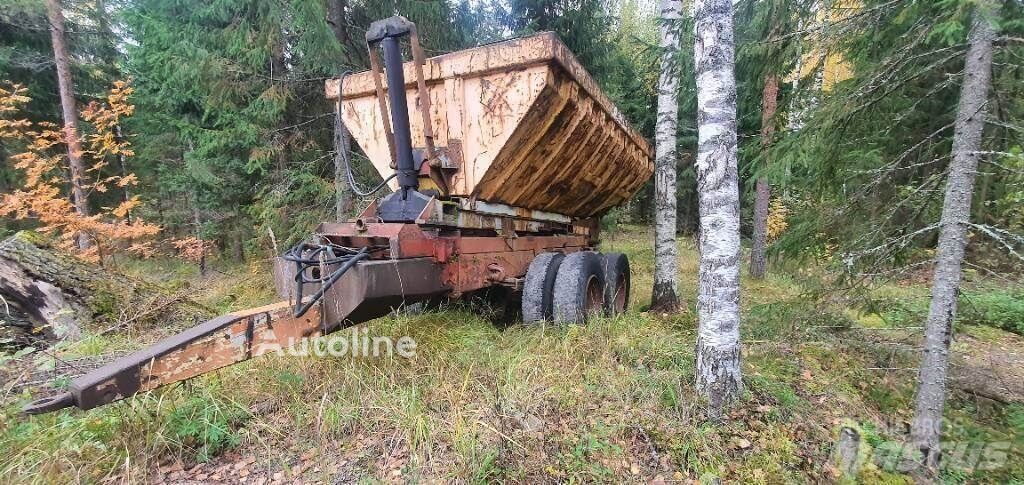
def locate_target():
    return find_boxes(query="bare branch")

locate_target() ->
[847,223,940,264]
[962,261,1021,285]
[969,223,1024,261]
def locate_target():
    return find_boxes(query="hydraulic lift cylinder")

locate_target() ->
[380,36,418,196]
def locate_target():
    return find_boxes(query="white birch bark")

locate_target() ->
[693,0,742,416]
[909,5,996,474]
[651,0,684,312]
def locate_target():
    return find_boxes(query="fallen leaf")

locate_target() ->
[730,437,752,450]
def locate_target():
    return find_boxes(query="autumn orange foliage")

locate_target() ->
[0,81,159,261]
[171,236,215,264]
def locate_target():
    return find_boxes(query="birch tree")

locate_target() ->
[750,73,779,279]
[45,0,91,250]
[909,3,997,474]
[651,0,683,312]
[693,0,742,415]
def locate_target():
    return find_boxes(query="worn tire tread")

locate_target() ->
[601,252,630,315]
[522,252,563,324]
[552,252,604,324]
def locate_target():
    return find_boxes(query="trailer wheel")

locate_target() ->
[601,253,630,316]
[552,252,605,324]
[522,252,564,324]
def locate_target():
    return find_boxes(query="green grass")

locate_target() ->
[1,225,1022,482]
[870,282,1024,337]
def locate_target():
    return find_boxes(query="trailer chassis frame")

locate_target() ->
[24,198,593,414]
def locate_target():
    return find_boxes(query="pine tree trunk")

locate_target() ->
[651,0,683,312]
[328,0,354,221]
[271,39,289,173]
[334,91,354,221]
[326,0,348,45]
[192,203,208,277]
[693,0,742,416]
[909,5,996,475]
[45,0,90,250]
[750,74,779,279]
[92,0,118,64]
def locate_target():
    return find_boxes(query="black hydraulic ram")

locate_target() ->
[364,16,434,222]
[375,34,417,193]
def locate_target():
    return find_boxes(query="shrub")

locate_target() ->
[164,393,249,462]
[959,289,1024,336]
[876,288,1024,336]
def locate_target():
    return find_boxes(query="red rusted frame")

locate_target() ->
[25,198,591,414]
[313,220,588,297]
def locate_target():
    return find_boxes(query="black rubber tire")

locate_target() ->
[601,252,630,316]
[552,251,605,324]
[521,252,564,324]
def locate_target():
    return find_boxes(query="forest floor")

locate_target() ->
[1,225,1023,483]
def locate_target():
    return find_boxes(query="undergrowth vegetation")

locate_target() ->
[1,226,1022,483]
[873,284,1024,337]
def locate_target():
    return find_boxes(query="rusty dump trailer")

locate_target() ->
[23,17,653,415]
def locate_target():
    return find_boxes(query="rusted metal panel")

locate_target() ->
[272,257,298,300]
[439,235,586,297]
[28,302,314,412]
[443,250,538,296]
[314,222,442,260]
[326,32,653,218]
[320,258,446,325]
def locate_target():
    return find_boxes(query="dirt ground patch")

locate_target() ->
[952,331,1024,404]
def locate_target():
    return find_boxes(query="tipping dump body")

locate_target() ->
[326,32,653,219]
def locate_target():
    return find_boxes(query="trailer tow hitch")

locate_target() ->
[21,252,448,415]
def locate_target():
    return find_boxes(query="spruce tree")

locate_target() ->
[911,2,998,475]
[124,0,341,247]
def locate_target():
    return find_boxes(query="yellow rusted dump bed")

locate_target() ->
[326,32,653,218]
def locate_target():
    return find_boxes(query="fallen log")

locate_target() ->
[852,325,1024,405]
[949,333,1024,404]
[0,295,36,347]
[0,231,214,341]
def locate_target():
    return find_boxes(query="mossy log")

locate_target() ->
[0,232,214,340]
